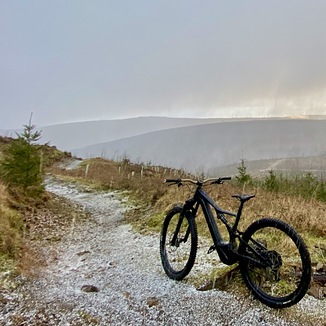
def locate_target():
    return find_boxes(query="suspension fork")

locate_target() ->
[171,200,198,246]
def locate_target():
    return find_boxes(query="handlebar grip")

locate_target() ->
[211,176,232,185]
[164,179,180,183]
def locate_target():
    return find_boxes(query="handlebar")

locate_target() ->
[164,177,231,186]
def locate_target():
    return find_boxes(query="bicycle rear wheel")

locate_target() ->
[238,218,311,309]
[160,206,198,280]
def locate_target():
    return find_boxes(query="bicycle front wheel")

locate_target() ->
[238,218,311,309]
[160,206,198,280]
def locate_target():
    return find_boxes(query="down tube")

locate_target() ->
[198,196,223,246]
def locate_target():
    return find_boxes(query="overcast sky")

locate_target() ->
[1,0,326,129]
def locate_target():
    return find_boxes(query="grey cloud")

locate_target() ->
[0,0,326,128]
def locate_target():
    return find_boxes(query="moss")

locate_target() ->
[146,212,165,232]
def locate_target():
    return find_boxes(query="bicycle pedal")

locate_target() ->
[207,245,216,254]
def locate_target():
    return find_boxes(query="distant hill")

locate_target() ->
[2,116,326,174]
[71,119,326,173]
[1,116,237,151]
[208,156,326,178]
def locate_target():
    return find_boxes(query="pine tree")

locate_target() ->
[264,169,279,191]
[0,119,44,195]
[236,158,252,185]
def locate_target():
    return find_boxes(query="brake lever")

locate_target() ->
[211,179,224,185]
[167,182,183,187]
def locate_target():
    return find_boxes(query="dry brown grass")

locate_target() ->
[49,157,192,205]
[48,157,326,263]
[0,182,23,261]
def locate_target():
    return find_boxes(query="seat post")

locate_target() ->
[234,200,245,229]
[231,194,255,231]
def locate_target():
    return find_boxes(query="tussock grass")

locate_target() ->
[0,182,24,286]
[0,182,23,261]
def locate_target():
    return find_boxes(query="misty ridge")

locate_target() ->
[1,116,326,175]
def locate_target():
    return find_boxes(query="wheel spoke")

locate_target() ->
[166,214,192,272]
[160,207,198,280]
[248,228,303,296]
[239,218,311,308]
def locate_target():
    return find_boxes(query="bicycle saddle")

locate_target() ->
[232,194,255,202]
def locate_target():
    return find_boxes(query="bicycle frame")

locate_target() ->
[181,186,245,265]
[167,178,269,267]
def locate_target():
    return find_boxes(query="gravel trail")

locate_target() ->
[1,178,325,325]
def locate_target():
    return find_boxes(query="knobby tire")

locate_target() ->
[160,206,198,280]
[238,217,311,309]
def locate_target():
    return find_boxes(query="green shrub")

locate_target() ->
[263,169,279,191]
[259,170,326,203]
[0,120,44,196]
[236,159,252,186]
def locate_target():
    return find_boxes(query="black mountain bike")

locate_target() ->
[160,177,311,309]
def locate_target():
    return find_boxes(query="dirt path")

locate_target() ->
[1,177,325,325]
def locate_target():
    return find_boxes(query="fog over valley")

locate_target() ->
[69,117,326,173]
[2,116,325,174]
